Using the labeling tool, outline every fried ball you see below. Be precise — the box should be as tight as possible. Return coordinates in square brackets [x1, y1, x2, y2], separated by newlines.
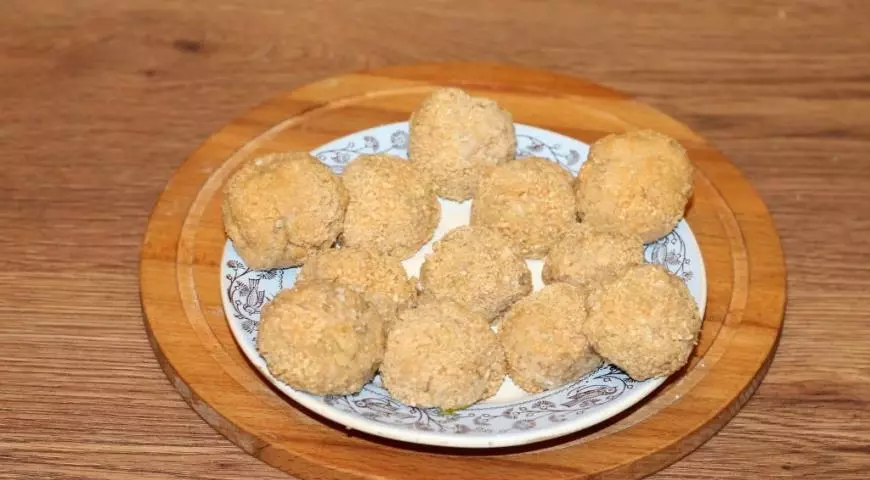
[341, 154, 440, 259]
[222, 152, 348, 269]
[584, 264, 702, 381]
[419, 226, 531, 322]
[543, 224, 644, 290]
[381, 299, 506, 409]
[409, 88, 516, 200]
[295, 247, 416, 327]
[257, 281, 385, 395]
[499, 283, 601, 393]
[575, 130, 694, 243]
[471, 156, 576, 258]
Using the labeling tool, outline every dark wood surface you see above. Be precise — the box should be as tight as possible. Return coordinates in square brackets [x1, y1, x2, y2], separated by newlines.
[1, 1, 868, 478]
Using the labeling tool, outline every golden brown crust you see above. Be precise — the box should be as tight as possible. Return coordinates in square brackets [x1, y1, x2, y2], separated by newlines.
[575, 130, 694, 243]
[471, 157, 577, 258]
[381, 299, 506, 409]
[419, 226, 531, 322]
[222, 152, 348, 269]
[341, 154, 440, 259]
[583, 264, 702, 381]
[542, 224, 645, 290]
[409, 88, 516, 200]
[256, 281, 386, 395]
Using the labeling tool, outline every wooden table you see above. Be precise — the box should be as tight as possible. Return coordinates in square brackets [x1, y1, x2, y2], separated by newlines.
[1, 1, 868, 478]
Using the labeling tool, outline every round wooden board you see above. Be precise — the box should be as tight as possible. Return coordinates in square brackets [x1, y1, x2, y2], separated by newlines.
[140, 62, 786, 480]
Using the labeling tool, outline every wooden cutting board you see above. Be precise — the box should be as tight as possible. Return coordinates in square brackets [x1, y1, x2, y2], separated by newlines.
[139, 62, 786, 479]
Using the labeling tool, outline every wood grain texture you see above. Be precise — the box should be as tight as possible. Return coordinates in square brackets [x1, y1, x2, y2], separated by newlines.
[0, 0, 868, 479]
[140, 64, 785, 479]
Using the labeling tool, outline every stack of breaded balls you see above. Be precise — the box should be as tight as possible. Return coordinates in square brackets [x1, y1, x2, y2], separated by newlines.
[222, 87, 702, 410]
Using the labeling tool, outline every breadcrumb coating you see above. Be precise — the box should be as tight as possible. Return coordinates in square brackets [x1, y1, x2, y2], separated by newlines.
[257, 281, 386, 395]
[409, 88, 516, 200]
[381, 299, 506, 409]
[499, 283, 601, 393]
[236, 120, 704, 406]
[472, 156, 577, 258]
[296, 247, 416, 329]
[575, 130, 693, 243]
[419, 226, 531, 322]
[584, 264, 702, 381]
[341, 154, 440, 259]
[543, 224, 644, 290]
[222, 152, 348, 269]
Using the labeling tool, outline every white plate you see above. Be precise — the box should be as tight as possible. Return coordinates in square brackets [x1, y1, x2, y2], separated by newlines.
[220, 122, 707, 448]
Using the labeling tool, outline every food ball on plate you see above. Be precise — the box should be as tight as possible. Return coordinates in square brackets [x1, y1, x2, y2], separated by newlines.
[575, 130, 694, 243]
[543, 224, 644, 290]
[499, 283, 601, 393]
[257, 281, 385, 395]
[295, 247, 416, 327]
[381, 299, 506, 409]
[584, 264, 702, 381]
[222, 152, 348, 270]
[409, 88, 516, 200]
[341, 154, 440, 259]
[471, 156, 576, 258]
[419, 226, 531, 322]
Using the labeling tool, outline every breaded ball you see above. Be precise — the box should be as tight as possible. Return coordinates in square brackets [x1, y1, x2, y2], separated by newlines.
[409, 88, 516, 200]
[222, 152, 348, 269]
[381, 299, 506, 409]
[543, 224, 644, 290]
[257, 281, 385, 395]
[341, 154, 440, 259]
[419, 226, 531, 322]
[295, 247, 416, 327]
[575, 130, 694, 243]
[471, 157, 576, 258]
[584, 264, 702, 381]
[499, 283, 601, 393]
